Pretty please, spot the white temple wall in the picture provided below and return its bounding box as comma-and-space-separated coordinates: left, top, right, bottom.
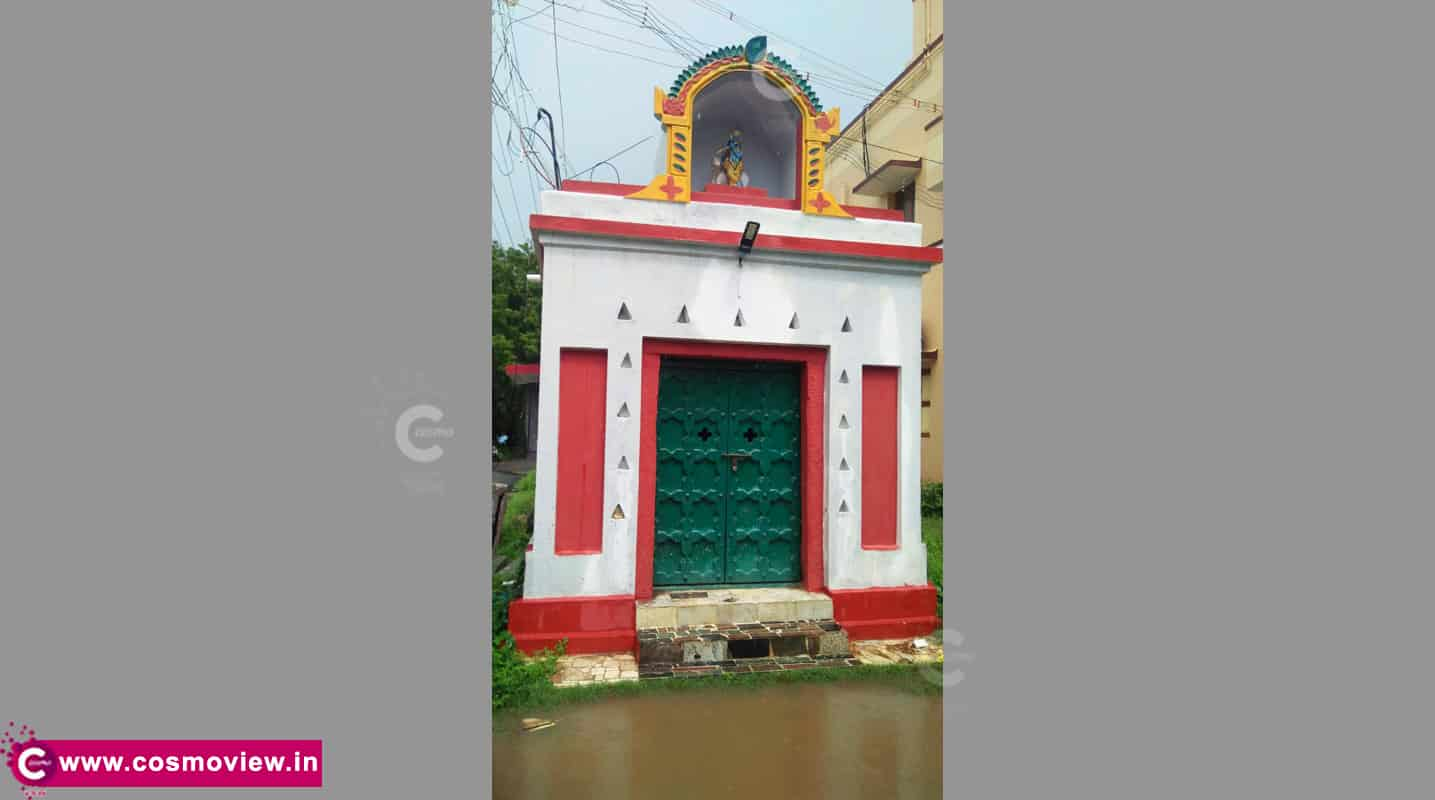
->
523, 193, 930, 598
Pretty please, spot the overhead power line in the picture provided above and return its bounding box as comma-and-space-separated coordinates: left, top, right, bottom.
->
514, 18, 686, 68
686, 0, 891, 94
571, 134, 655, 181
521, 1, 940, 114
516, 2, 697, 57
492, 183, 514, 244
548, 1, 571, 174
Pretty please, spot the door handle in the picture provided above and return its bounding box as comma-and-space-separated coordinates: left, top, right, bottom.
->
720, 452, 751, 472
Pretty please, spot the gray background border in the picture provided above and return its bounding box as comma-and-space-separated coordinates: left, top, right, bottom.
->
2, 2, 492, 796
3, 1, 1433, 797
945, 1, 1433, 796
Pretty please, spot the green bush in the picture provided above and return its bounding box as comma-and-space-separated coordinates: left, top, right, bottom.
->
495, 470, 537, 565
920, 482, 943, 517
491, 468, 561, 711
492, 631, 563, 711
922, 516, 943, 620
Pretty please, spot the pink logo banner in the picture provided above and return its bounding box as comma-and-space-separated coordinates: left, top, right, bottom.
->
7, 739, 322, 789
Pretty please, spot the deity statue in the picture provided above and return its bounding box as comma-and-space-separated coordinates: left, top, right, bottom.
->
710, 128, 750, 188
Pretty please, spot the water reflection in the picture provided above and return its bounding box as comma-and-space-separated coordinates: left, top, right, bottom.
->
494, 683, 941, 799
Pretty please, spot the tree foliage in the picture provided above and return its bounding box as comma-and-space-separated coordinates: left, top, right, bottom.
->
493, 242, 541, 453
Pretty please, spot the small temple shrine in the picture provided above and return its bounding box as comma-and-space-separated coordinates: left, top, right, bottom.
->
508, 39, 943, 668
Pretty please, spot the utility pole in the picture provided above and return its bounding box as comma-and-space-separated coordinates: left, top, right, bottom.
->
536, 108, 560, 188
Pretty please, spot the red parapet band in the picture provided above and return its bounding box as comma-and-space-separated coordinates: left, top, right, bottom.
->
531, 213, 941, 265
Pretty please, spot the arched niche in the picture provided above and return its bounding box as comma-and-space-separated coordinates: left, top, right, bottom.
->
626, 41, 849, 217
691, 71, 802, 199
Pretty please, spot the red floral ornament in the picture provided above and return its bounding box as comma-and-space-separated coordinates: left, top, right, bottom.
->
662, 96, 686, 116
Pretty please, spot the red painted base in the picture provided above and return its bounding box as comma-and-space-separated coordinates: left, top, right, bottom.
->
509, 586, 938, 653
507, 594, 636, 655
829, 585, 940, 641
701, 182, 769, 198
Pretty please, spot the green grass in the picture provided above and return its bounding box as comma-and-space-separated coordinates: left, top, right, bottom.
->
495, 469, 536, 565
493, 470, 561, 711
923, 514, 943, 620
494, 663, 940, 720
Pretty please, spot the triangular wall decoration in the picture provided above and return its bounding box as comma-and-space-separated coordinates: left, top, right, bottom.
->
621, 353, 633, 368
841, 316, 852, 332
618, 456, 630, 470
617, 402, 630, 418
789, 313, 800, 329
734, 309, 745, 327
839, 370, 850, 384
839, 414, 850, 429
618, 302, 632, 320
677, 305, 690, 323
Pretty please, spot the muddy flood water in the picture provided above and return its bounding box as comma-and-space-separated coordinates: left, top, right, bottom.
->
493, 682, 942, 799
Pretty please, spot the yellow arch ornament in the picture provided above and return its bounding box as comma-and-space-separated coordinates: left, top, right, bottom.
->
626, 44, 851, 219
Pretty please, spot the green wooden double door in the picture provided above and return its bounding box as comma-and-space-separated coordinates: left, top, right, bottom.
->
654, 359, 802, 586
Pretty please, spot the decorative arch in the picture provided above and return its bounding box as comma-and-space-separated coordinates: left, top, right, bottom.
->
627, 39, 850, 218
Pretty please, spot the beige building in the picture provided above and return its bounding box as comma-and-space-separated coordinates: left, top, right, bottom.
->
825, 0, 944, 482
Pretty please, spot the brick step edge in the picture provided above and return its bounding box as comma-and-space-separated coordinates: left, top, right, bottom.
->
639, 655, 861, 679
638, 620, 851, 666
637, 618, 842, 642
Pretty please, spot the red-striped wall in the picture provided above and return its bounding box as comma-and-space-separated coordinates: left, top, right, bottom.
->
861, 366, 900, 549
555, 349, 607, 554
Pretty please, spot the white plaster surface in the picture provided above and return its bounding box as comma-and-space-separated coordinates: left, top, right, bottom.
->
523, 189, 932, 598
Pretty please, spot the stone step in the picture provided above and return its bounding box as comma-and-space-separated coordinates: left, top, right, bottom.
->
636, 587, 834, 628
637, 619, 850, 667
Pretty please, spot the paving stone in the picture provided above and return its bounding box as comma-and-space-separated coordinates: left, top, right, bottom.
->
818, 630, 850, 657
850, 637, 946, 666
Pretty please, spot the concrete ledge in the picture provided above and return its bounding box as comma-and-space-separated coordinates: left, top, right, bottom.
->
829, 584, 939, 641
636, 587, 833, 628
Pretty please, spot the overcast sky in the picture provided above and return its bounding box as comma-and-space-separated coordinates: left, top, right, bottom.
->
491, 0, 913, 246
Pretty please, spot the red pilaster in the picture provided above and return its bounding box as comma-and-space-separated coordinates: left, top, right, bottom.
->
555, 348, 607, 554
861, 366, 900, 549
